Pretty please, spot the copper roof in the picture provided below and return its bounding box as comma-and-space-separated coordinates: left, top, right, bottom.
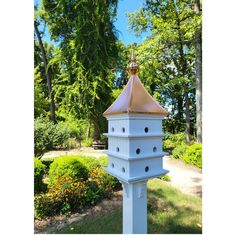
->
103, 74, 168, 116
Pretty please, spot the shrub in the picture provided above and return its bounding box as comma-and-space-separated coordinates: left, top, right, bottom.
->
49, 175, 87, 210
48, 156, 89, 185
78, 156, 101, 169
163, 132, 196, 152
172, 143, 189, 159
35, 156, 122, 219
62, 137, 80, 149
182, 143, 202, 168
41, 158, 54, 173
34, 117, 70, 157
81, 138, 93, 147
34, 193, 62, 218
163, 132, 186, 151
34, 158, 46, 193
35, 176, 87, 219
98, 156, 109, 167
159, 175, 171, 182
89, 168, 121, 197
34, 118, 84, 157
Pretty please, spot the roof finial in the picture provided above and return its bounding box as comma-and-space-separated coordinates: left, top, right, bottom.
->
128, 49, 139, 75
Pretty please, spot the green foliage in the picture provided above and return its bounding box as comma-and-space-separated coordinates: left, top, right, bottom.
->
48, 156, 89, 185
172, 143, 189, 159
35, 176, 87, 219
171, 143, 202, 168
34, 66, 50, 118
41, 0, 119, 139
34, 117, 83, 157
81, 138, 93, 147
34, 158, 46, 193
163, 132, 187, 151
127, 0, 201, 135
182, 143, 202, 168
98, 155, 109, 167
34, 156, 121, 219
62, 138, 80, 149
40, 158, 54, 172
159, 174, 171, 182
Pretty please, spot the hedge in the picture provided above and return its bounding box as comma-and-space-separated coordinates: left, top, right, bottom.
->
34, 158, 46, 193
48, 156, 89, 185
171, 143, 202, 168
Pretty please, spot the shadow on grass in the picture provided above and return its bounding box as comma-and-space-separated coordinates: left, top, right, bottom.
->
147, 187, 202, 234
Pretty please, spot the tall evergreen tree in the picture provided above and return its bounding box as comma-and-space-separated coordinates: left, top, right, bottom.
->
42, 0, 119, 140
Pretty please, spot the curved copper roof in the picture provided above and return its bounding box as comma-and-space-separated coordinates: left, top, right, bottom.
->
103, 75, 168, 116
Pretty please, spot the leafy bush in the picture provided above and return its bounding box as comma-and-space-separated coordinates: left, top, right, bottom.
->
171, 143, 202, 168
159, 175, 171, 182
98, 155, 109, 167
182, 143, 202, 168
49, 175, 86, 210
34, 193, 62, 218
81, 138, 93, 147
34, 158, 46, 193
163, 132, 186, 151
163, 132, 196, 152
62, 137, 80, 149
48, 156, 89, 185
34, 117, 70, 157
34, 118, 83, 157
41, 158, 54, 172
34, 156, 122, 219
172, 143, 189, 159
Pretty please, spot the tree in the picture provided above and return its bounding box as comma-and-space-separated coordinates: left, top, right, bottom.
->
128, 0, 201, 142
194, 0, 202, 143
42, 0, 119, 140
34, 6, 56, 122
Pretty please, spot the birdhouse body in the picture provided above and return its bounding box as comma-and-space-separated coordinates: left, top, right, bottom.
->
104, 113, 168, 183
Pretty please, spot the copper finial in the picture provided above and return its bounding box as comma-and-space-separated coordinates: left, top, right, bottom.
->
128, 49, 139, 75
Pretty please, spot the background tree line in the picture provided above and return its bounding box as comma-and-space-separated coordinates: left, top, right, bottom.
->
34, 0, 202, 150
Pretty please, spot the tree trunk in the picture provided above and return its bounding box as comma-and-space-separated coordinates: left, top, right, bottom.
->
86, 121, 91, 139
184, 88, 191, 144
93, 120, 101, 141
177, 95, 183, 132
34, 21, 56, 122
194, 0, 202, 143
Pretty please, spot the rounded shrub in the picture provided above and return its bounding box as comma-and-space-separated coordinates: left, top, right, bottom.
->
77, 156, 101, 170
34, 158, 46, 193
48, 156, 89, 185
182, 143, 202, 168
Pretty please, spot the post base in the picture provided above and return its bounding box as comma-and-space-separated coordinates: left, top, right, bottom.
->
121, 180, 148, 234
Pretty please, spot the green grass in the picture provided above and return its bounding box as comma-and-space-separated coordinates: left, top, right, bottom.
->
56, 178, 202, 234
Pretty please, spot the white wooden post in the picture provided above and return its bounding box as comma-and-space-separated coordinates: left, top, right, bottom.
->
122, 181, 147, 234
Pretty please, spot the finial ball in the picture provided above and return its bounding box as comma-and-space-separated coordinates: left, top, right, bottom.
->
127, 49, 139, 75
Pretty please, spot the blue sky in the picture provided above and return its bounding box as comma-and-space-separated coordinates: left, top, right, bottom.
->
36, 0, 150, 45
114, 0, 149, 44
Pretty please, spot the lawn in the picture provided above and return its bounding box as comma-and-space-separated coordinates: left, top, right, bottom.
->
56, 178, 202, 234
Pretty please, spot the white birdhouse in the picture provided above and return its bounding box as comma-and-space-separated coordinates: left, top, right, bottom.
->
103, 50, 168, 234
